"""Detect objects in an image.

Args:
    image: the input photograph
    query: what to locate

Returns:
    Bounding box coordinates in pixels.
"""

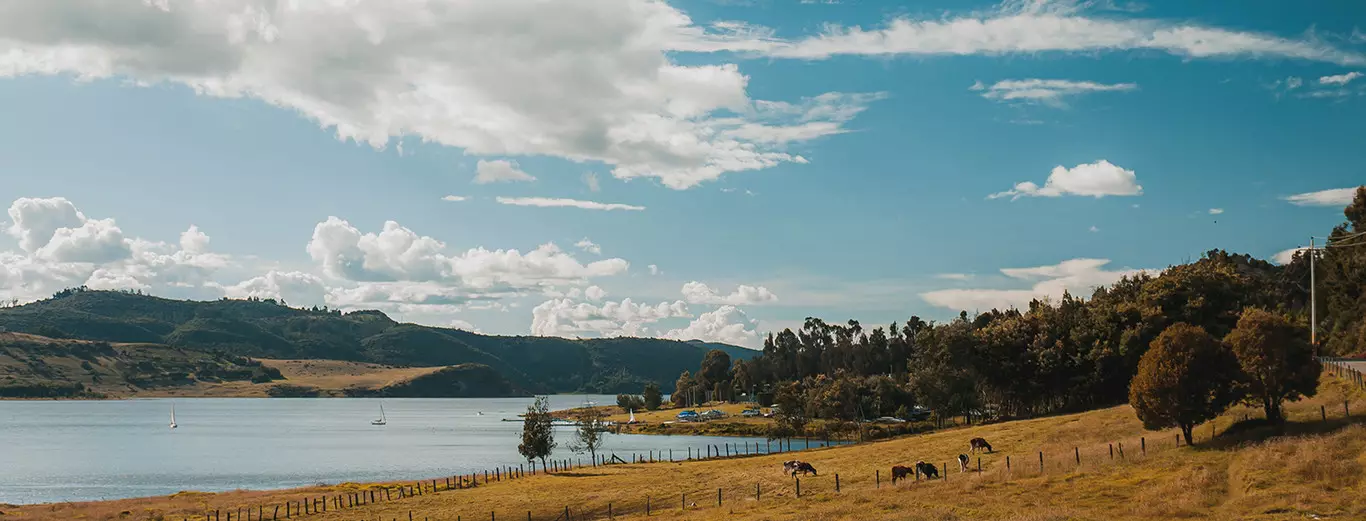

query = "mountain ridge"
[0,288,757,396]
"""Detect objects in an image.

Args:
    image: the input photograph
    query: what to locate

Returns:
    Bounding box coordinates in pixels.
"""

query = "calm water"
[0,396,818,505]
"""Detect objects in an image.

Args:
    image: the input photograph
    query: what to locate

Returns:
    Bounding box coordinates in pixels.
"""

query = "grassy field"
[136,359,445,398]
[12,371,1365,521]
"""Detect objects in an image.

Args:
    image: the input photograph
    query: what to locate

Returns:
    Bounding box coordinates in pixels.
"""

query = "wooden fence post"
[757,482,761,500]
[1108,443,1113,460]
[876,469,880,488]
[609,502,613,519]
[647,495,651,516]
[1119,442,1125,459]
[977,457,981,472]
[1006,455,1011,472]
[796,478,801,497]
[717,488,722,507]
[942,463,947,481]
[682,493,686,510]
[1038,451,1044,473]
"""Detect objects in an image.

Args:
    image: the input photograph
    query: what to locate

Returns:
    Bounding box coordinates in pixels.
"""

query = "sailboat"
[371,403,387,426]
[169,403,177,429]
[627,409,638,425]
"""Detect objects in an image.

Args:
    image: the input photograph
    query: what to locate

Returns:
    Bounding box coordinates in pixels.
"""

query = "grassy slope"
[13,376,1365,521]
[135,359,446,398]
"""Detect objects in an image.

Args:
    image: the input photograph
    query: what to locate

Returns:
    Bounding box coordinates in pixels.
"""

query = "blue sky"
[0,0,1363,347]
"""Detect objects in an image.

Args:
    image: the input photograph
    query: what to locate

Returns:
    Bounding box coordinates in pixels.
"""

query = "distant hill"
[0,289,757,396]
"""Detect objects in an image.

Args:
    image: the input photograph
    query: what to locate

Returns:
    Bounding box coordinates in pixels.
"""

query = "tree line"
[660,187,1364,438]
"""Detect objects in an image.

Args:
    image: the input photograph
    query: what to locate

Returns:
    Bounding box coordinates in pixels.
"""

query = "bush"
[266,384,322,398]
[616,393,645,411]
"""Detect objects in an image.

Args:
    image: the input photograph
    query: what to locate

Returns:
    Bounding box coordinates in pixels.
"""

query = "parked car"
[676,410,699,422]
[741,408,761,417]
[872,416,906,424]
[907,406,931,421]
[700,409,727,420]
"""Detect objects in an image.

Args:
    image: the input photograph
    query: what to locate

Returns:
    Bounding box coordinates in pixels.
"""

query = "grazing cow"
[789,461,817,477]
[969,437,993,454]
[915,461,938,480]
[782,460,801,475]
[890,465,915,484]
[958,454,970,473]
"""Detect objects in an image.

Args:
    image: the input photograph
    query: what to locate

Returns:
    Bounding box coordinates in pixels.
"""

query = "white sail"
[169,403,177,429]
[628,409,637,423]
[372,403,387,426]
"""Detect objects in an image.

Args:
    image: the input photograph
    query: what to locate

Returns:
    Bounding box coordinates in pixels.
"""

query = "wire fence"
[175,361,1362,521]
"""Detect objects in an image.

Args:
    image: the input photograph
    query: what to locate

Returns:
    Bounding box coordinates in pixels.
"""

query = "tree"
[1225,308,1321,423]
[569,405,609,466]
[673,370,695,407]
[1129,323,1240,445]
[518,396,556,471]
[771,381,808,438]
[642,382,663,410]
[616,394,645,411]
[698,349,732,400]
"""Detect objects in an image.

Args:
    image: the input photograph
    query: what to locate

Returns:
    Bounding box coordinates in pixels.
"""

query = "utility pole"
[1310,236,1317,357]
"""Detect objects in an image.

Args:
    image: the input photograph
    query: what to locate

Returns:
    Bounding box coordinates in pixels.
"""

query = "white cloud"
[1273,247,1309,265]
[0,198,233,303]
[305,217,629,295]
[211,271,327,307]
[531,297,690,338]
[973,78,1137,107]
[1284,187,1361,207]
[1209,208,1224,215]
[921,258,1150,312]
[448,319,481,332]
[441,195,468,202]
[1089,225,1100,232]
[0,0,878,190]
[584,285,608,301]
[648,264,660,275]
[680,281,778,305]
[747,1,1366,65]
[935,273,973,281]
[495,197,646,211]
[989,160,1142,200]
[473,159,536,184]
[663,305,760,347]
[583,172,601,192]
[1320,71,1363,86]
[575,238,602,255]
[1285,76,1304,90]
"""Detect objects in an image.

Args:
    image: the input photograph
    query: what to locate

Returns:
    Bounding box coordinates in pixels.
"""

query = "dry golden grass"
[10,376,1366,521]
[134,359,444,398]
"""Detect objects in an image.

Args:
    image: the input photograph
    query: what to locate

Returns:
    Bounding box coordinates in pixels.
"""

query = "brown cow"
[969,437,993,453]
[890,465,915,484]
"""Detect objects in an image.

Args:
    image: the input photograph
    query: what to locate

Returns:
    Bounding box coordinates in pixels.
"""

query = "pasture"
[10,374,1365,521]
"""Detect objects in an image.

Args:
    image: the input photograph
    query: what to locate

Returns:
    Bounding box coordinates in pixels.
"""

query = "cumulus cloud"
[989,160,1142,200]
[972,78,1137,107]
[921,258,1150,312]
[1209,208,1224,215]
[447,319,481,332]
[442,195,468,202]
[211,270,327,306]
[648,264,660,275]
[935,273,973,281]
[662,305,760,347]
[575,238,602,255]
[0,198,233,303]
[1319,71,1363,86]
[473,160,536,184]
[745,1,1366,65]
[1273,247,1309,265]
[584,285,608,301]
[531,297,690,338]
[680,281,778,305]
[306,217,450,282]
[1284,187,1362,207]
[495,197,646,211]
[0,0,879,190]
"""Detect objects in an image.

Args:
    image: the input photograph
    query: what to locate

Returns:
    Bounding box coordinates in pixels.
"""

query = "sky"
[0,0,1363,348]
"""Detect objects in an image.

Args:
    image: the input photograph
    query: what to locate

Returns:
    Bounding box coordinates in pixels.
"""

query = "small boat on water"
[372,403,387,426]
[169,403,177,429]
[627,409,638,425]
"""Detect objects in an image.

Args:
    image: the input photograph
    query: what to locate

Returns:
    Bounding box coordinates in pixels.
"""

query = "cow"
[969,437,993,454]
[789,461,817,477]
[958,454,970,473]
[782,460,801,475]
[890,465,915,484]
[915,461,938,480]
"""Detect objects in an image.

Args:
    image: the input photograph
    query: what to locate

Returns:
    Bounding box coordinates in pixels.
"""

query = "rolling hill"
[0,288,757,396]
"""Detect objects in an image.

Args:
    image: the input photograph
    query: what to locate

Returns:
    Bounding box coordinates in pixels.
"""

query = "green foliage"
[642,382,662,410]
[698,349,732,389]
[518,396,556,470]
[1129,323,1241,445]
[1319,186,1366,356]
[673,370,696,407]
[1225,308,1321,423]
[266,384,322,397]
[615,393,645,411]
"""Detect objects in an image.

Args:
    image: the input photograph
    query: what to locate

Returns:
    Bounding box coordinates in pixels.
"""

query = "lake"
[0,396,822,505]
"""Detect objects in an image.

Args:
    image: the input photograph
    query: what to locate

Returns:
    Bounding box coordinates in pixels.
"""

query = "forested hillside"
[0,290,756,395]
[701,188,1366,434]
